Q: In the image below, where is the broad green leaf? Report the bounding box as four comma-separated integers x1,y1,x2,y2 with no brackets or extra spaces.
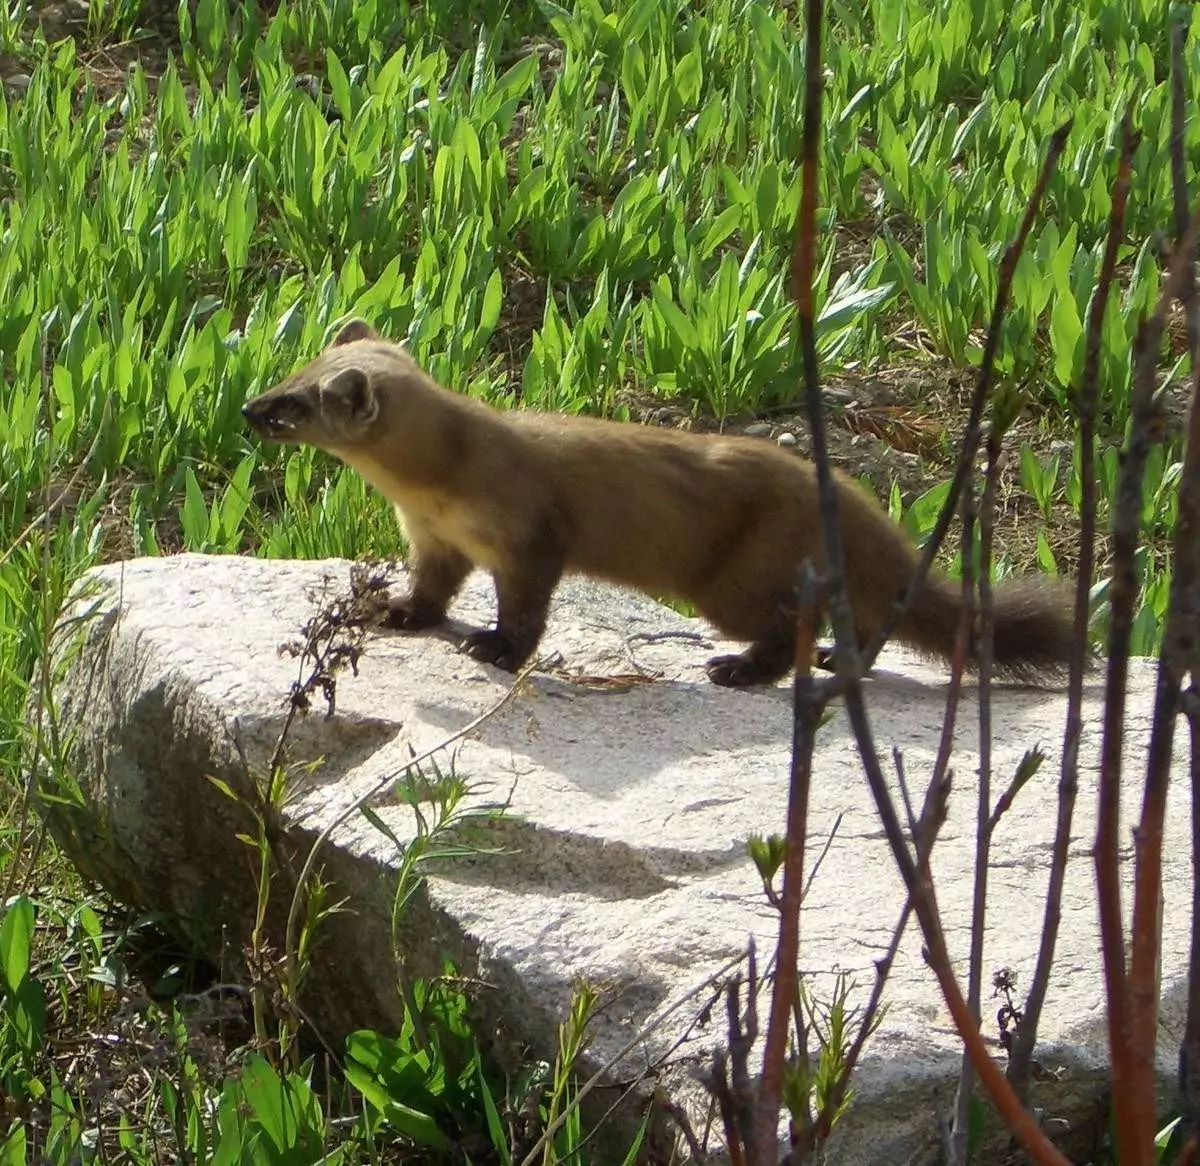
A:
1036,530,1059,576
906,480,952,542
674,49,702,107
218,455,256,546
491,52,538,111
0,895,34,993
650,280,700,352
478,269,503,337
325,48,353,122
1049,289,1083,388
452,118,483,193
374,46,411,102
0,1119,26,1166
179,468,211,548
699,204,742,259
343,1058,450,1147
238,1055,298,1154
477,1059,511,1166
817,280,895,332
836,84,872,126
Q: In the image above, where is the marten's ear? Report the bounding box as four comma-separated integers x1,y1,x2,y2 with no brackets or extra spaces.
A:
321,367,378,428
330,318,380,347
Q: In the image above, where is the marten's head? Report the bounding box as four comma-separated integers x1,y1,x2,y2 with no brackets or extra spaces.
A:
242,319,399,453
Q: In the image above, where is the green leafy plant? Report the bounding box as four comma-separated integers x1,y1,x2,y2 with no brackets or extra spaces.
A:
1018,443,1061,521
345,971,503,1153
0,896,47,1100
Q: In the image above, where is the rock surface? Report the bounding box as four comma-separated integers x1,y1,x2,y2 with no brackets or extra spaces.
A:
45,553,1191,1162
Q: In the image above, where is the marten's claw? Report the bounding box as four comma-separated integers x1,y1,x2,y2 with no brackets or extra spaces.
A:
460,629,525,672
384,595,446,631
705,653,769,687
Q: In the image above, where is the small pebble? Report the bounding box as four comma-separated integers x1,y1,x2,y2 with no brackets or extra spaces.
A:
4,73,31,98
744,422,771,437
823,387,854,404
776,432,797,447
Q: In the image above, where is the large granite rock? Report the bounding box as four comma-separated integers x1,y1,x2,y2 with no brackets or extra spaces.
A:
42,553,1191,1162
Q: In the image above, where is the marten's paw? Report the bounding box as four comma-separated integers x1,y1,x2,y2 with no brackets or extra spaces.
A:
460,629,529,672
384,594,446,631
706,653,774,687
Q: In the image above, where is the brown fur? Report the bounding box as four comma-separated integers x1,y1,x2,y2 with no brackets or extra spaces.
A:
242,320,1075,687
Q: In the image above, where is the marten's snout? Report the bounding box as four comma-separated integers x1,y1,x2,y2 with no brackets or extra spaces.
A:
241,399,266,431
242,396,291,441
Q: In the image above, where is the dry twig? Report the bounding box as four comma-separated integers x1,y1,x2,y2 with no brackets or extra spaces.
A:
829,127,1076,1166
1007,110,1138,1102
1096,204,1200,1165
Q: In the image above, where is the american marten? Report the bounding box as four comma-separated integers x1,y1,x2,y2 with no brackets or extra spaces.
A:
243,320,1073,687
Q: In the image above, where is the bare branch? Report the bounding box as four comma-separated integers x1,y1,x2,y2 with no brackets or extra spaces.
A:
1007,108,1137,1103
1179,1135,1199,1166
1130,265,1200,1137
840,683,1071,1166
788,0,862,687
749,0,831,1157
1097,203,1200,1165
753,659,824,1158
1166,15,1200,1145
716,947,759,1161
823,124,1083,1166
1170,15,1199,370
802,810,844,900
894,747,918,836
952,394,1004,1162
1184,690,1200,1141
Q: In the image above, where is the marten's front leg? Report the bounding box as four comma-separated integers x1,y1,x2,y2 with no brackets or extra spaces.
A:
462,538,565,673
386,533,472,631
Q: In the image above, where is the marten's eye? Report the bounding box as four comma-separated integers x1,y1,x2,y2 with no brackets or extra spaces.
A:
277,397,308,421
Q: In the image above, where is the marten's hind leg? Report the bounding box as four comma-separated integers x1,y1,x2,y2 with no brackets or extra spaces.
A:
699,586,799,688
814,634,871,674
813,585,893,673
706,635,795,687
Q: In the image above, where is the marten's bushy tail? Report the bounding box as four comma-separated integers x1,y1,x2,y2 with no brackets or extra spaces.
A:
900,574,1077,683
